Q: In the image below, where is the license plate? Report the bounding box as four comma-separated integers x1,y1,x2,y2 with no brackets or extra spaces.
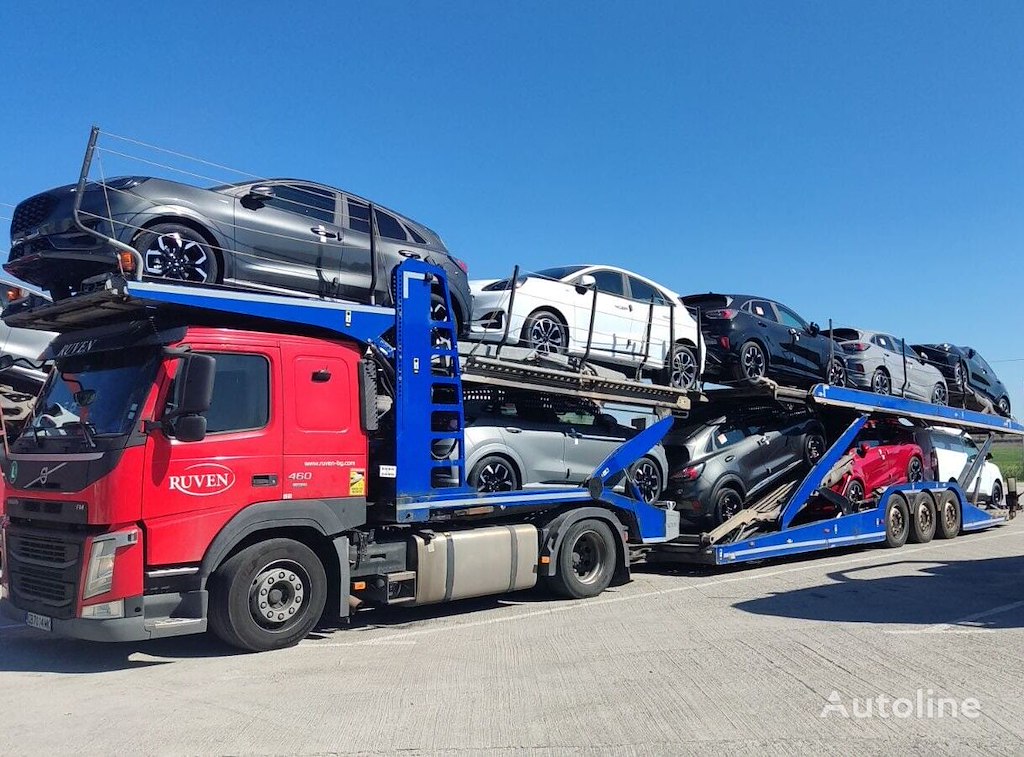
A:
25,612,51,632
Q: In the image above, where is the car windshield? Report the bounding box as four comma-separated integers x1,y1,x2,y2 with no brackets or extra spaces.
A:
26,348,160,441
534,266,588,281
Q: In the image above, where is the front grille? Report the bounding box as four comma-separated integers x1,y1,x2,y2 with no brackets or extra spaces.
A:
6,527,83,619
10,194,57,237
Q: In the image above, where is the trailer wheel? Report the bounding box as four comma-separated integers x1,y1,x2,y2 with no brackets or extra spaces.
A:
549,519,617,599
884,494,910,548
208,538,327,652
909,492,937,543
935,492,961,539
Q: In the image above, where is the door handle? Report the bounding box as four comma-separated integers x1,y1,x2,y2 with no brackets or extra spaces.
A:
311,225,339,239
566,429,581,439
757,436,769,446
252,474,278,487
506,427,522,434
757,321,767,327
615,304,631,311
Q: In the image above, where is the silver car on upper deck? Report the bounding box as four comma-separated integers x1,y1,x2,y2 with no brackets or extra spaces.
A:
827,327,948,404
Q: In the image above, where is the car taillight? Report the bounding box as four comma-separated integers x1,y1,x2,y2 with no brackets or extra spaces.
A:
704,309,737,319
842,342,871,352
718,336,730,350
671,463,705,481
454,258,468,274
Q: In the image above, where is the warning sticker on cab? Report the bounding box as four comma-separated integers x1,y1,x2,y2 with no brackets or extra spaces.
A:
349,468,366,496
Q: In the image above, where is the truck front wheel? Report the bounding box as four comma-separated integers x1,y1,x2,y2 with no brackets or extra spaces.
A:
548,519,617,599
209,538,327,652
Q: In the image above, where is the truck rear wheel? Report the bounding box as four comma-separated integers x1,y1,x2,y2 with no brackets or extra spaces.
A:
548,519,617,599
209,538,327,652
909,492,936,543
935,491,962,539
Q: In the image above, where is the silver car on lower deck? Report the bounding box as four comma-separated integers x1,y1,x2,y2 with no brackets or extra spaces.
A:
462,391,669,503
828,327,949,403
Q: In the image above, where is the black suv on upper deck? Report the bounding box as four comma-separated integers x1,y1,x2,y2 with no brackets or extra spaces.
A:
682,293,847,388
6,177,472,332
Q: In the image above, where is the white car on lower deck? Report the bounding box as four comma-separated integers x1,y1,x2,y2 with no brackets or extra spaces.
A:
469,265,703,389
930,426,1007,506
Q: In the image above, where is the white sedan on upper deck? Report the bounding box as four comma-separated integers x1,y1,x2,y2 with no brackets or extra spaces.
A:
469,265,703,389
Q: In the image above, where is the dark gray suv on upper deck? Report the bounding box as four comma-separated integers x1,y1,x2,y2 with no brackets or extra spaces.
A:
5,177,472,331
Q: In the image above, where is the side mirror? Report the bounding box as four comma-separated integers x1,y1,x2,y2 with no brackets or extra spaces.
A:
807,322,820,337
856,442,870,457
595,412,617,429
575,274,596,295
245,185,275,203
173,415,208,443
966,348,976,359
986,451,994,461
168,353,216,418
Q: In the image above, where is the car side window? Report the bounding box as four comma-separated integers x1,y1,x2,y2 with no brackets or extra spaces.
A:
627,276,668,305
746,300,775,321
591,270,626,297
347,199,371,233
871,335,891,351
972,353,993,373
374,209,409,241
712,424,748,449
405,224,427,244
774,305,806,330
264,184,336,224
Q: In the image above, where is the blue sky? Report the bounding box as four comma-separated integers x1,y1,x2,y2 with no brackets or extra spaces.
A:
2,1,1023,410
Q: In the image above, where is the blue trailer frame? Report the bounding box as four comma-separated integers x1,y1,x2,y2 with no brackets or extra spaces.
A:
659,384,1024,566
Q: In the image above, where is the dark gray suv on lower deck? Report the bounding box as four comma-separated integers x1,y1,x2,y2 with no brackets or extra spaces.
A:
6,177,472,331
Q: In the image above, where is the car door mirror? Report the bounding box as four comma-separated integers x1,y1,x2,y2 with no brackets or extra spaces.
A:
986,451,994,461
246,185,275,203
856,442,870,457
788,328,798,337
966,348,976,359
595,412,617,430
575,274,596,295
806,321,820,337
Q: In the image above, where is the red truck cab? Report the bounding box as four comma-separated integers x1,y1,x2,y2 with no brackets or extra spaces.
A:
2,323,369,642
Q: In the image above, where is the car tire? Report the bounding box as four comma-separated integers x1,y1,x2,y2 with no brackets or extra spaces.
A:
134,223,220,284
628,456,663,503
844,478,866,505
827,356,846,387
991,479,1004,507
548,519,617,599
909,492,937,543
208,538,327,652
906,455,924,483
931,383,948,406
736,341,768,382
522,309,568,355
997,396,1011,417
954,360,967,390
871,368,892,395
804,433,826,466
935,491,961,539
468,455,520,492
666,343,699,390
884,494,910,548
430,291,461,336
713,486,744,525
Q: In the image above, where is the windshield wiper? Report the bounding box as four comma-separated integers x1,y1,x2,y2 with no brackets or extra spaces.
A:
73,421,97,449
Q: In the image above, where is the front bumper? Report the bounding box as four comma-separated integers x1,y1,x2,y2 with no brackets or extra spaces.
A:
0,592,207,643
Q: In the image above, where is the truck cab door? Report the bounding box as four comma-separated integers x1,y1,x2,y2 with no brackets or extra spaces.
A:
142,346,283,568
232,182,346,297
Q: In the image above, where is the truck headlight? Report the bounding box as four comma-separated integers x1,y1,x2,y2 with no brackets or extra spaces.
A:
83,538,118,599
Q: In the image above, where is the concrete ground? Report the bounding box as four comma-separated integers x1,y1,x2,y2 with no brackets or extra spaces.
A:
3,525,1024,755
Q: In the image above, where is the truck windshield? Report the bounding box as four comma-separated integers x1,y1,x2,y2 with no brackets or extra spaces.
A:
26,349,160,440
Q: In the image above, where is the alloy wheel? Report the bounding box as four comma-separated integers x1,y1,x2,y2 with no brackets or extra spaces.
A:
143,232,213,283
872,370,891,395
671,348,698,390
846,480,865,503
828,358,846,387
630,460,661,503
528,316,565,354
741,344,766,379
908,457,924,483
931,383,948,406
476,461,516,492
